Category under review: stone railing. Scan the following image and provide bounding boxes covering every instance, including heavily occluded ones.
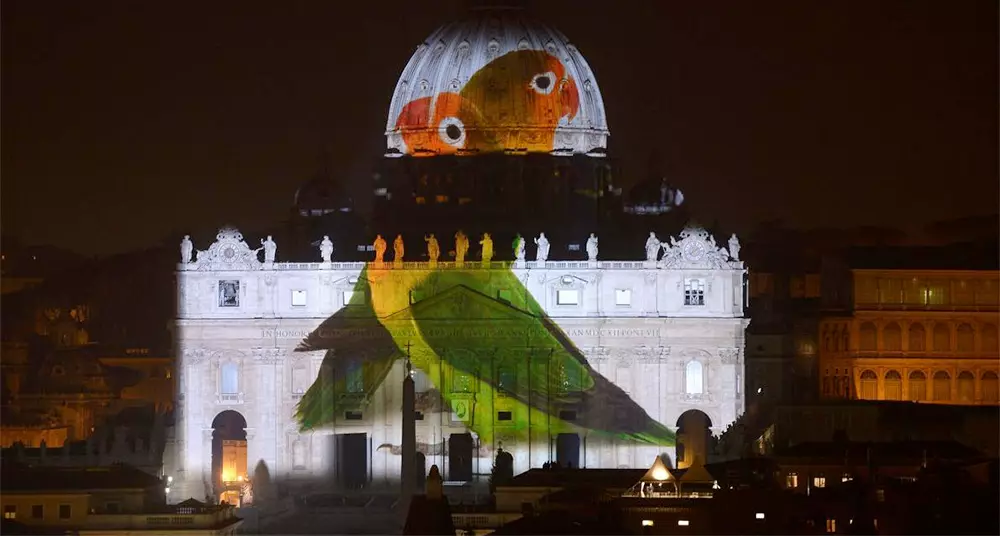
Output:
[84,508,241,530]
[239,260,652,271]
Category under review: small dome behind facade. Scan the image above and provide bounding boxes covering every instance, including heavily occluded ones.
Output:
[386,7,609,157]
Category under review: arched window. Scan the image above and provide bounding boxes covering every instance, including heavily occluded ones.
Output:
[292,439,306,469]
[685,361,704,395]
[883,323,902,351]
[932,371,951,402]
[956,324,975,352]
[982,371,999,404]
[908,323,926,351]
[909,371,927,401]
[859,323,877,351]
[957,371,975,403]
[220,363,239,395]
[860,370,877,400]
[884,370,902,400]
[933,323,950,352]
[982,324,999,352]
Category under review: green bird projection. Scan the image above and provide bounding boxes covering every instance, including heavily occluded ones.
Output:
[294,265,675,448]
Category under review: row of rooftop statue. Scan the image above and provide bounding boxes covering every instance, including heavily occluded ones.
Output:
[179,229,741,265]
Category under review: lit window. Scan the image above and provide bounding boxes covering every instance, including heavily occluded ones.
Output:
[557,290,580,305]
[220,363,239,395]
[684,279,705,306]
[826,518,836,533]
[813,476,826,488]
[786,472,798,488]
[841,473,852,482]
[615,289,632,306]
[415,196,426,204]
[685,361,704,395]
[642,519,654,527]
[568,244,581,251]
[755,512,765,520]
[4,505,15,519]
[291,290,307,307]
[678,519,690,526]
[343,291,365,305]
[435,195,449,203]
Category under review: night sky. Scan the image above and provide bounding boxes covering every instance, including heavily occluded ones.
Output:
[3,0,997,256]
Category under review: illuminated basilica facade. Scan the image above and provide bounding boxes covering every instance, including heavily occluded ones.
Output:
[171,7,749,501]
[173,226,748,499]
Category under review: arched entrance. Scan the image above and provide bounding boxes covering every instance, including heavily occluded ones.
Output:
[211,410,248,505]
[675,410,712,469]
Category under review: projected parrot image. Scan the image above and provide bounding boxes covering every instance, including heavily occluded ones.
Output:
[294,265,677,450]
[392,49,582,155]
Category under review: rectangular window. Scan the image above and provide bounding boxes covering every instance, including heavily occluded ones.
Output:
[785,472,799,488]
[452,370,473,393]
[826,518,836,533]
[556,289,579,305]
[59,504,71,519]
[4,505,15,519]
[614,289,632,306]
[291,367,309,394]
[813,476,826,488]
[559,410,577,421]
[497,289,512,302]
[343,290,364,305]
[684,279,705,306]
[412,369,431,393]
[497,411,512,421]
[31,505,42,519]
[345,360,364,394]
[344,411,363,420]
[105,502,121,514]
[219,280,240,307]
[497,368,515,396]
[220,363,239,395]
[291,290,307,307]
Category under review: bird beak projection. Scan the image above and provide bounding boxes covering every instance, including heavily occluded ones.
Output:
[293,264,676,449]
[393,50,585,155]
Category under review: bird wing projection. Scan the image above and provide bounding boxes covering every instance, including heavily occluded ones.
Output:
[294,265,675,447]
[393,50,581,155]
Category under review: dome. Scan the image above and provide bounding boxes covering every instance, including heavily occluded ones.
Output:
[385,8,609,157]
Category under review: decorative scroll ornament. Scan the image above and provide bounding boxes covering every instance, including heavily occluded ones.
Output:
[192,228,261,271]
[660,224,736,270]
[252,347,286,365]
[182,348,209,366]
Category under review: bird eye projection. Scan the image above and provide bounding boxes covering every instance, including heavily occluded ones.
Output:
[293,266,677,452]
[385,14,609,156]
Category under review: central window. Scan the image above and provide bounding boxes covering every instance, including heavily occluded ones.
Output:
[684,278,705,306]
[220,363,239,395]
[685,360,704,395]
[556,289,580,305]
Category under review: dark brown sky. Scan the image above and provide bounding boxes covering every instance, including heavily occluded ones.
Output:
[3,0,997,256]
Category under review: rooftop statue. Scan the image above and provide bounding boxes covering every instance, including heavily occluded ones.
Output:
[425,234,440,263]
[455,231,469,264]
[319,236,333,263]
[645,232,662,262]
[373,235,387,264]
[513,233,526,262]
[261,235,277,264]
[728,234,741,261]
[480,233,494,264]
[394,235,405,263]
[586,233,599,262]
[534,233,550,262]
[180,235,193,264]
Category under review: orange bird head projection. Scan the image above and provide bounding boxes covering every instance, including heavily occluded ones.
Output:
[393,50,582,155]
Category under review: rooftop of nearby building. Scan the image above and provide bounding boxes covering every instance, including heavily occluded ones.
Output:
[773,439,985,462]
[845,241,999,271]
[0,463,163,492]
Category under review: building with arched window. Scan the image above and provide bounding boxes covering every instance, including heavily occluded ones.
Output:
[819,264,999,406]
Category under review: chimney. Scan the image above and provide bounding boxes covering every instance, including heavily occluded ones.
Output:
[401,358,416,500]
[427,465,444,501]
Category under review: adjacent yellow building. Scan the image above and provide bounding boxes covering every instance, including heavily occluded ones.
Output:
[819,269,999,404]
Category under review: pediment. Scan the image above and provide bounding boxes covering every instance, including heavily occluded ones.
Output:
[385,285,537,322]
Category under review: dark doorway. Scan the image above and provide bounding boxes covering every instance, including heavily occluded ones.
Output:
[334,433,368,489]
[556,433,581,468]
[675,410,712,468]
[415,452,427,491]
[448,433,473,482]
